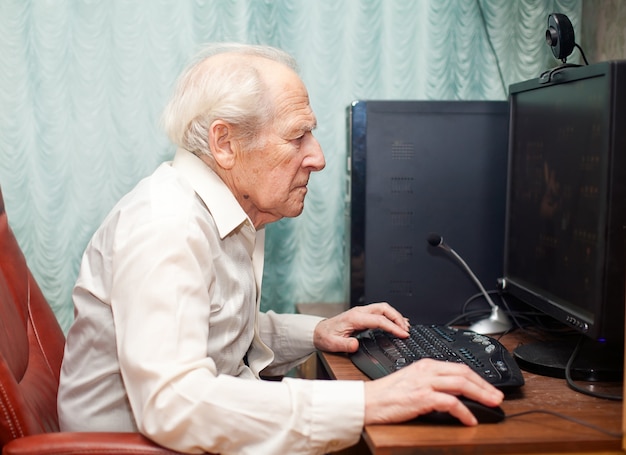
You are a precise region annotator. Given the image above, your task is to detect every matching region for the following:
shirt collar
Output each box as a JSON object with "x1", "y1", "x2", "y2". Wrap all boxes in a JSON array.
[{"x1": 171, "y1": 148, "x2": 252, "y2": 239}]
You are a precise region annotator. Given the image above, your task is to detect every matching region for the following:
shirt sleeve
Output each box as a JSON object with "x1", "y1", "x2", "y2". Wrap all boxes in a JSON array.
[
  {"x1": 257, "y1": 311, "x2": 325, "y2": 375},
  {"x1": 109, "y1": 199, "x2": 364, "y2": 454}
]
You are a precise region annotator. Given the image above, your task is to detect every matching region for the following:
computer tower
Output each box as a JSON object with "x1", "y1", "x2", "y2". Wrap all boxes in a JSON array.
[{"x1": 348, "y1": 100, "x2": 509, "y2": 325}]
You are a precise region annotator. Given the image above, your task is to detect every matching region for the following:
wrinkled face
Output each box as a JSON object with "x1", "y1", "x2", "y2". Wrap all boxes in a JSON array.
[{"x1": 231, "y1": 64, "x2": 325, "y2": 228}]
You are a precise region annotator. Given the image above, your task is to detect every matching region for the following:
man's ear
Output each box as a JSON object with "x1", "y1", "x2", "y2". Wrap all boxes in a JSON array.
[{"x1": 209, "y1": 120, "x2": 237, "y2": 170}]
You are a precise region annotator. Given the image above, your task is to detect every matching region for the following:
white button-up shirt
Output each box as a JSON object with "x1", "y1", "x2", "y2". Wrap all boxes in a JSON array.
[{"x1": 58, "y1": 149, "x2": 364, "y2": 455}]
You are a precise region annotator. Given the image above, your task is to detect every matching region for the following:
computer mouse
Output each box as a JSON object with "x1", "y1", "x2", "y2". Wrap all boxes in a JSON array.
[{"x1": 417, "y1": 397, "x2": 506, "y2": 425}]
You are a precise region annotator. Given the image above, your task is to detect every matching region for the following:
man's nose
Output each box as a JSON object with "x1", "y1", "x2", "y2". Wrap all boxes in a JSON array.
[{"x1": 305, "y1": 135, "x2": 325, "y2": 171}]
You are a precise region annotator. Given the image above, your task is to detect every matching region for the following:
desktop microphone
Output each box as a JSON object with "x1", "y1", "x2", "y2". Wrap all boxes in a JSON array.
[{"x1": 427, "y1": 233, "x2": 512, "y2": 334}]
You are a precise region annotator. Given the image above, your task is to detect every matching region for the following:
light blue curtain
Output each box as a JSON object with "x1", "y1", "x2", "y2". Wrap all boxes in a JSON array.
[{"x1": 0, "y1": 0, "x2": 582, "y2": 332}]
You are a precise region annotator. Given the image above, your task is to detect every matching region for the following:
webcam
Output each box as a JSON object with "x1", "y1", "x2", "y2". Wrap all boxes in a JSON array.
[
  {"x1": 540, "y1": 13, "x2": 589, "y2": 83},
  {"x1": 545, "y1": 13, "x2": 575, "y2": 62}
]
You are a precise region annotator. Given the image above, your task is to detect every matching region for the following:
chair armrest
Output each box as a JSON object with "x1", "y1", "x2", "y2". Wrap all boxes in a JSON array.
[{"x1": 1, "y1": 432, "x2": 185, "y2": 455}]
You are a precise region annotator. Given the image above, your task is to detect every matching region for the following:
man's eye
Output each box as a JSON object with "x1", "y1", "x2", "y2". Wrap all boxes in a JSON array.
[{"x1": 291, "y1": 130, "x2": 313, "y2": 145}]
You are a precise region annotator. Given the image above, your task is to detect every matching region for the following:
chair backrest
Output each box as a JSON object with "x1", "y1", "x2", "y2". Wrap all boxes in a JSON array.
[{"x1": 0, "y1": 187, "x2": 66, "y2": 449}]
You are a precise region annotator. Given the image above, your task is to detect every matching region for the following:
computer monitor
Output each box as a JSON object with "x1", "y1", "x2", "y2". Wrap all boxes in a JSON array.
[{"x1": 501, "y1": 60, "x2": 626, "y2": 380}]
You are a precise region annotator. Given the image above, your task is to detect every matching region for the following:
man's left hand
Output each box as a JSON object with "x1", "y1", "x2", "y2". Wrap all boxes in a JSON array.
[{"x1": 313, "y1": 302, "x2": 410, "y2": 353}]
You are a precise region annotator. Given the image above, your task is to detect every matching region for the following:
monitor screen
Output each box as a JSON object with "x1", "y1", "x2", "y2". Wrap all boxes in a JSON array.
[{"x1": 502, "y1": 61, "x2": 626, "y2": 346}]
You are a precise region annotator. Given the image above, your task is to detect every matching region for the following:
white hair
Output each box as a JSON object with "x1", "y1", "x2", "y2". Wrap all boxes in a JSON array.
[{"x1": 161, "y1": 43, "x2": 299, "y2": 158}]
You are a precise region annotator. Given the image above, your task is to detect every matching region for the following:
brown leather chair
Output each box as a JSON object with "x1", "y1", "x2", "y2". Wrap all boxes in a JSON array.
[{"x1": 0, "y1": 186, "x2": 183, "y2": 455}]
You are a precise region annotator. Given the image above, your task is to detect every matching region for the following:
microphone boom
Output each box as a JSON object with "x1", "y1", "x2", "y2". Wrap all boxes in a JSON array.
[{"x1": 427, "y1": 232, "x2": 512, "y2": 334}]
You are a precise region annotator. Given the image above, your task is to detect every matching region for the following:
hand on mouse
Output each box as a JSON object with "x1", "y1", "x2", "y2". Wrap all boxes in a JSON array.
[{"x1": 363, "y1": 358, "x2": 504, "y2": 426}]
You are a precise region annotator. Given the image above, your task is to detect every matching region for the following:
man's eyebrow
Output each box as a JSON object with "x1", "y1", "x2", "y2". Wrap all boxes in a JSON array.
[
  {"x1": 292, "y1": 122, "x2": 316, "y2": 136},
  {"x1": 283, "y1": 117, "x2": 317, "y2": 137}
]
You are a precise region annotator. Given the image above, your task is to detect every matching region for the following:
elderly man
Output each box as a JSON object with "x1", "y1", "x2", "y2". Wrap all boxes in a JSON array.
[{"x1": 58, "y1": 43, "x2": 503, "y2": 455}]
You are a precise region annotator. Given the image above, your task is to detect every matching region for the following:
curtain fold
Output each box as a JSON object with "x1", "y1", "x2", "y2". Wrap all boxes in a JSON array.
[{"x1": 0, "y1": 0, "x2": 582, "y2": 331}]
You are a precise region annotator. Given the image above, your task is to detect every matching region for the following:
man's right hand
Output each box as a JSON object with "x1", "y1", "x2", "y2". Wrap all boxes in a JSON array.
[{"x1": 363, "y1": 358, "x2": 504, "y2": 426}]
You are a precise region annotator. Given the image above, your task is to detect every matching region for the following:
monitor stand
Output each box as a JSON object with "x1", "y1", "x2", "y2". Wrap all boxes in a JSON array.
[{"x1": 513, "y1": 335, "x2": 624, "y2": 382}]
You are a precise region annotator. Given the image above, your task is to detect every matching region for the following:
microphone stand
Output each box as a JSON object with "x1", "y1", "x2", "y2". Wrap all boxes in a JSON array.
[{"x1": 428, "y1": 234, "x2": 512, "y2": 335}]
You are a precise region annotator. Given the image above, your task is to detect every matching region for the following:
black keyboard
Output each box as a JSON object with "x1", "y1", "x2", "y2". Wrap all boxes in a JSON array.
[{"x1": 350, "y1": 325, "x2": 525, "y2": 390}]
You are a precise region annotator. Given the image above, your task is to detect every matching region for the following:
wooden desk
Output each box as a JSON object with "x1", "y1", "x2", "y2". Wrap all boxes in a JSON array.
[{"x1": 318, "y1": 331, "x2": 623, "y2": 455}]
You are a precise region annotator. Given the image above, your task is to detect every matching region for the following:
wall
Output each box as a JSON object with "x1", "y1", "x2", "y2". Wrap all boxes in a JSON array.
[{"x1": 581, "y1": 0, "x2": 626, "y2": 61}]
